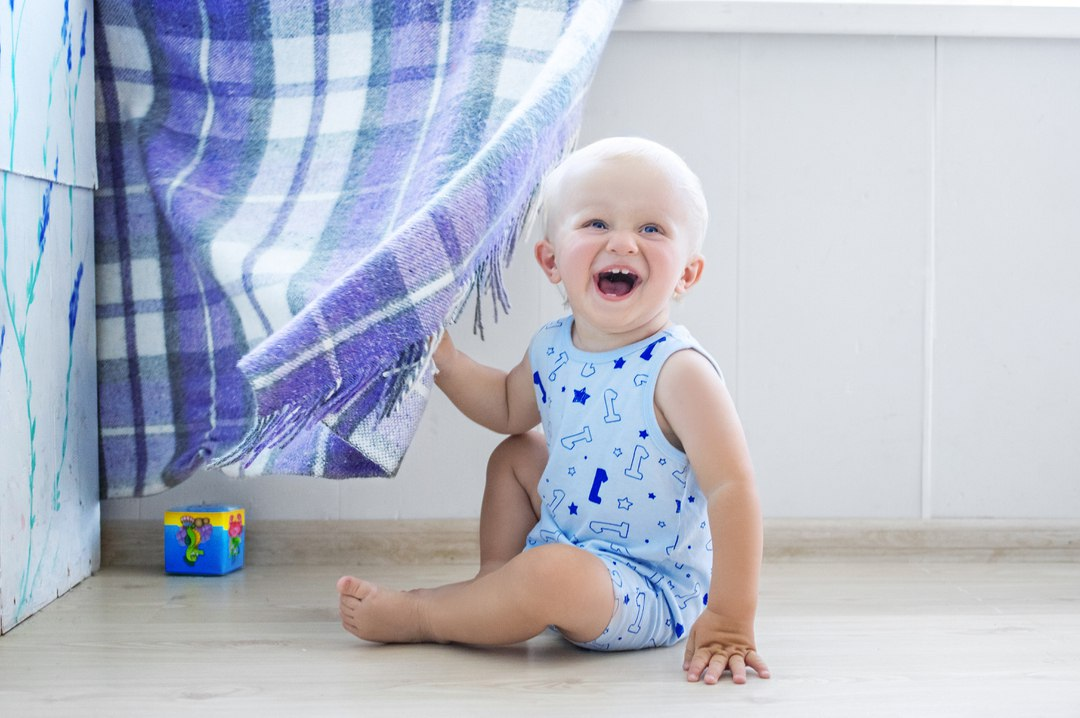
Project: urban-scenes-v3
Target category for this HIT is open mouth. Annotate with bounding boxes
[596,268,640,298]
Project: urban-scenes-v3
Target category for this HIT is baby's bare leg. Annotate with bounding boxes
[477,432,546,576]
[352,432,546,606]
[337,433,596,645]
[338,543,614,646]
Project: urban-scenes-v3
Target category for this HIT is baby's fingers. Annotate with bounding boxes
[686,649,770,684]
[746,649,771,680]
[712,653,744,685]
[682,640,697,672]
[685,648,728,683]
[684,650,710,683]
[718,651,770,684]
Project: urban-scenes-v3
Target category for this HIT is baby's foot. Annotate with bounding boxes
[337,576,433,644]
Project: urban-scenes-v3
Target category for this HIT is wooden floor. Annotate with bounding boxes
[2,561,1079,716]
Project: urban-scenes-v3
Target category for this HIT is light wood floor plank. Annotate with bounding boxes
[1,562,1078,716]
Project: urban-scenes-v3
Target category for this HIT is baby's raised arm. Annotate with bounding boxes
[432,333,540,435]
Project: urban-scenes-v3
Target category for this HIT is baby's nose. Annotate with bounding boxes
[606,230,639,254]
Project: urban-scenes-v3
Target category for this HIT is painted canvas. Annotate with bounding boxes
[0,0,98,634]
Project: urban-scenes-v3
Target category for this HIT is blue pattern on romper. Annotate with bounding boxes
[524,316,722,650]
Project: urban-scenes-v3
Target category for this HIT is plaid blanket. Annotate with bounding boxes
[95,0,621,497]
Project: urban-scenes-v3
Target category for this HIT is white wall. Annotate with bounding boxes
[103,27,1080,523]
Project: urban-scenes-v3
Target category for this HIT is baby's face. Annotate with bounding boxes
[535,154,704,350]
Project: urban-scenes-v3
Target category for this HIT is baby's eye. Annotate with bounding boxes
[587,219,608,230]
[641,224,662,234]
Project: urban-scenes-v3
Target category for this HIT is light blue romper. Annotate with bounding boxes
[523,316,719,651]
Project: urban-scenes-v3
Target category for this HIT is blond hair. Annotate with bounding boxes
[539,137,708,255]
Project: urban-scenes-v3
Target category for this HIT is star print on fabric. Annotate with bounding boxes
[638,429,649,439]
[617,497,633,510]
[613,357,626,369]
[624,594,631,605]
[569,503,578,515]
[648,492,656,499]
[658,458,667,466]
[573,387,591,405]
[568,467,576,477]
[687,495,695,503]
[658,521,666,528]
[547,347,555,355]
[613,448,623,457]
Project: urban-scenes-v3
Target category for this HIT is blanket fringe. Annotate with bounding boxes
[375,133,569,421]
[210,361,383,469]
[377,335,435,420]
[213,217,526,467]
[217,122,579,467]
[377,188,538,419]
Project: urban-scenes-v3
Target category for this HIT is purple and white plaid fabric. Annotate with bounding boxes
[95,0,621,497]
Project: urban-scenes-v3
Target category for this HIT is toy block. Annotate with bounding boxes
[164,505,245,575]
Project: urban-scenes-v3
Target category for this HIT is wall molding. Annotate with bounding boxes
[102,518,1080,568]
[762,519,1080,562]
[615,0,1080,39]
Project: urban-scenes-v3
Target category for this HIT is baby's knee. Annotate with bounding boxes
[521,544,609,596]
[487,431,547,474]
[517,545,615,633]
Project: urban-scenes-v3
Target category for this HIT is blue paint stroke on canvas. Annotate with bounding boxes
[68,261,81,341]
[26,179,50,304]
[61,0,70,71]
[53,260,83,509]
[36,180,50,251]
[64,10,87,254]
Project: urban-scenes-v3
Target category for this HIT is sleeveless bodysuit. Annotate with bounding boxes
[523,316,721,650]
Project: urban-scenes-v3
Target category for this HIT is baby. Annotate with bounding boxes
[337,137,769,685]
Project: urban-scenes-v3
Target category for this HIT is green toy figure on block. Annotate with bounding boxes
[164,505,245,576]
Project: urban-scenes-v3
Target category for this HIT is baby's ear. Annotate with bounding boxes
[534,239,561,284]
[675,255,705,297]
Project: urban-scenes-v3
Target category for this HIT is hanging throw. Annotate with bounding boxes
[95,0,622,496]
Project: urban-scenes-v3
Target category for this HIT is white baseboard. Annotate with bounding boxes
[761,519,1080,562]
[102,518,1080,568]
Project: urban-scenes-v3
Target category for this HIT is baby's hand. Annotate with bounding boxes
[683,609,770,685]
[431,331,455,372]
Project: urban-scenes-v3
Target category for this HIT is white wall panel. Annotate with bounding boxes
[932,39,1080,518]
[577,32,742,395]
[102,30,1080,523]
[737,35,933,517]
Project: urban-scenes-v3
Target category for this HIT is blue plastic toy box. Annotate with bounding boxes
[164,504,245,575]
